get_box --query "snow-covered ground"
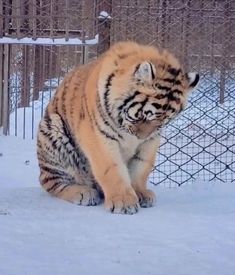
[0,135,235,275]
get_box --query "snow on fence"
[0,0,234,186]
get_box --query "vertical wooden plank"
[159,0,167,48]
[15,0,21,38]
[40,45,46,117]
[32,0,37,39]
[50,0,53,38]
[180,0,191,71]
[65,0,69,41]
[2,44,10,135]
[3,0,11,35]
[22,0,29,35]
[220,1,230,104]
[19,45,30,107]
[33,45,40,100]
[210,0,216,75]
[97,0,112,55]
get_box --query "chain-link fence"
[0,0,234,186]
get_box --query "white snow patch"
[98,10,112,19]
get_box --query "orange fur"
[37,41,199,214]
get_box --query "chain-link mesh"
[0,0,234,186]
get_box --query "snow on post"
[98,11,112,20]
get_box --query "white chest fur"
[119,133,143,163]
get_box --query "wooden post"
[220,1,231,104]
[97,0,112,55]
[159,0,167,49]
[2,44,10,135]
[33,45,40,101]
[181,0,191,71]
[19,45,30,107]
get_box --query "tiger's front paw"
[135,189,156,208]
[105,187,140,214]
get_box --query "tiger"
[37,41,199,214]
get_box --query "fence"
[0,0,234,186]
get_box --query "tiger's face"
[111,61,199,139]
[98,44,200,140]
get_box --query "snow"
[0,34,99,45]
[98,11,112,19]
[0,135,235,275]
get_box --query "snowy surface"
[0,135,235,275]
[0,35,98,45]
[98,11,112,19]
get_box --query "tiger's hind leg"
[40,167,101,206]
[37,112,102,206]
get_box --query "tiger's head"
[98,42,199,140]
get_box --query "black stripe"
[152,102,162,109]
[134,97,148,118]
[162,104,176,112]
[155,94,166,99]
[167,92,180,102]
[70,89,77,123]
[42,175,63,185]
[118,91,140,110]
[167,68,181,77]
[128,101,141,109]
[104,164,117,176]
[56,184,71,193]
[133,155,145,162]
[155,84,171,91]
[93,114,119,142]
[47,182,64,193]
[39,129,57,150]
[163,78,181,85]
[59,115,77,148]
[98,128,119,142]
[148,62,155,80]
[61,83,68,116]
[79,100,85,120]
[53,96,59,113]
[96,96,123,139]
[44,113,52,130]
[189,73,200,88]
[104,73,115,117]
[40,165,66,176]
[134,64,140,74]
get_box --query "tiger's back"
[37,41,199,214]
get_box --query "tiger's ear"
[134,61,156,83]
[186,72,200,90]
